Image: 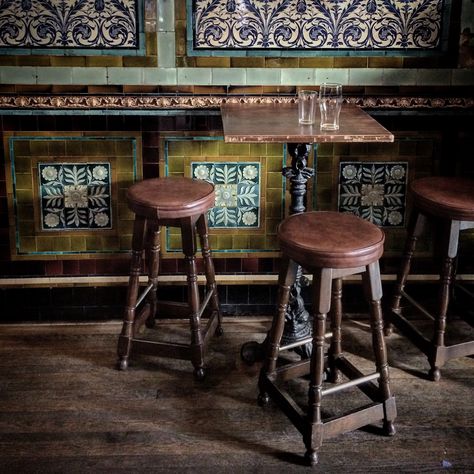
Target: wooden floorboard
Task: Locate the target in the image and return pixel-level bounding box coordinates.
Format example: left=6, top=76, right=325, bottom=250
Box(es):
left=0, top=317, right=473, bottom=473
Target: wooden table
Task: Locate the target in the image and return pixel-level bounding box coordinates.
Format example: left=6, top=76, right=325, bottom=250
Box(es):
left=221, top=102, right=395, bottom=361
left=221, top=102, right=394, bottom=143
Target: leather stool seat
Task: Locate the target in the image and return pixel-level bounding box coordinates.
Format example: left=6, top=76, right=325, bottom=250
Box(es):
left=259, top=211, right=396, bottom=466
left=411, top=177, right=474, bottom=221
left=117, top=177, right=223, bottom=380
left=127, top=177, right=215, bottom=219
left=387, top=176, right=474, bottom=381
left=278, top=211, right=384, bottom=268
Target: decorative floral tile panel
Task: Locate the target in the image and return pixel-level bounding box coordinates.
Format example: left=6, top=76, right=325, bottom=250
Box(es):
left=5, top=133, right=142, bottom=259
left=193, top=0, right=443, bottom=50
left=39, top=163, right=112, bottom=230
left=338, top=162, right=408, bottom=227
left=0, top=0, right=138, bottom=48
left=192, top=162, right=261, bottom=228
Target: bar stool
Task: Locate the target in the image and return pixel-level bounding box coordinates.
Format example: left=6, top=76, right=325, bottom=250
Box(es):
left=259, top=211, right=396, bottom=466
left=117, top=177, right=223, bottom=380
left=386, top=177, right=474, bottom=381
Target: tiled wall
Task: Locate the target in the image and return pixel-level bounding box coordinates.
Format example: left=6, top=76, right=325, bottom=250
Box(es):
left=0, top=0, right=472, bottom=90
left=0, top=1, right=472, bottom=322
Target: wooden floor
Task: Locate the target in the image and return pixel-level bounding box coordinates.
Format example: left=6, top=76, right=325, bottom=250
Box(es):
left=0, top=317, right=473, bottom=473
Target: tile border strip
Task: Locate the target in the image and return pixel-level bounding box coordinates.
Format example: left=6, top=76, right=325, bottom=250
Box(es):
left=0, top=95, right=472, bottom=110
left=1, top=273, right=472, bottom=288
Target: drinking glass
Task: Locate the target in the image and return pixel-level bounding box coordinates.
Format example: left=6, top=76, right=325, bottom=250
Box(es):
left=298, top=90, right=317, bottom=125
left=319, top=83, right=342, bottom=130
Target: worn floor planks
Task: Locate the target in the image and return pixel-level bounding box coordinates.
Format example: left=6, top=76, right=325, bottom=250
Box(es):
left=0, top=318, right=473, bottom=473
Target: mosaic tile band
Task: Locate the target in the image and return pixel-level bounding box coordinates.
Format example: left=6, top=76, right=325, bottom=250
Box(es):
left=0, top=0, right=138, bottom=48
left=194, top=0, right=443, bottom=50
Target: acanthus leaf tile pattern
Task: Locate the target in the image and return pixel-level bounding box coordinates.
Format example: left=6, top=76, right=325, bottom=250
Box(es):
left=193, top=0, right=442, bottom=50
left=0, top=0, right=137, bottom=48
left=338, top=161, right=408, bottom=227
left=39, top=163, right=112, bottom=231
left=192, top=162, right=261, bottom=228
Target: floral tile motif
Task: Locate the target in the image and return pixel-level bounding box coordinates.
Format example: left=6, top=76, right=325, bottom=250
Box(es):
left=338, top=162, right=408, bottom=227
left=193, top=0, right=442, bottom=50
left=192, top=162, right=260, bottom=228
left=39, top=163, right=112, bottom=230
left=0, top=0, right=137, bottom=48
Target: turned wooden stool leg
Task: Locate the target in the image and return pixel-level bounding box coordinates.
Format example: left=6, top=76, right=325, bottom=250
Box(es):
left=181, top=217, right=205, bottom=380
left=258, top=258, right=298, bottom=405
left=429, top=220, right=461, bottom=381
left=117, top=215, right=146, bottom=370
left=364, top=262, right=396, bottom=436
left=305, top=268, right=332, bottom=466
left=328, top=277, right=343, bottom=384
left=196, top=213, right=223, bottom=336
left=387, top=210, right=426, bottom=335
left=145, top=221, right=161, bottom=329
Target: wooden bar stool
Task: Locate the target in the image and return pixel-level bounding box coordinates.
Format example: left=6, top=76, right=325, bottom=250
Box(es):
left=259, top=211, right=396, bottom=466
left=386, top=177, right=474, bottom=381
left=117, top=177, right=223, bottom=380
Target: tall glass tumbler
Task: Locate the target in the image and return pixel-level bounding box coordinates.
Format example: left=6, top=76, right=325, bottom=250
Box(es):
left=298, top=90, right=317, bottom=125
left=319, top=83, right=342, bottom=131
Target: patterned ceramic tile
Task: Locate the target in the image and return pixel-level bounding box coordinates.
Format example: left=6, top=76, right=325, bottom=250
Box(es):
left=38, top=163, right=112, bottom=231
left=338, top=161, right=408, bottom=227
left=0, top=0, right=138, bottom=48
left=193, top=0, right=442, bottom=50
left=192, top=162, right=260, bottom=228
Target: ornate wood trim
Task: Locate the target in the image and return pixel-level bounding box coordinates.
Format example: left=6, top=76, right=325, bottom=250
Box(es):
left=0, top=95, right=472, bottom=110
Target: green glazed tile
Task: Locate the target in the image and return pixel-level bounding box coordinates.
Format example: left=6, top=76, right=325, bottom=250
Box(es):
left=18, top=237, right=37, bottom=253
left=36, top=236, right=54, bottom=252
left=267, top=143, right=284, bottom=157
left=16, top=189, right=33, bottom=204
left=157, top=32, right=176, bottom=68
left=218, top=142, right=250, bottom=155
left=201, top=141, right=220, bottom=156
left=212, top=68, right=246, bottom=85
left=107, top=67, right=143, bottom=85
left=177, top=68, right=212, bottom=85
left=29, top=140, right=49, bottom=156
left=280, top=68, right=315, bottom=85
left=246, top=68, right=280, bottom=85
left=0, top=66, right=37, bottom=84
left=168, top=140, right=202, bottom=156
left=37, top=67, right=73, bottom=85
left=249, top=235, right=266, bottom=249
left=70, top=236, right=87, bottom=251
left=15, top=173, right=32, bottom=190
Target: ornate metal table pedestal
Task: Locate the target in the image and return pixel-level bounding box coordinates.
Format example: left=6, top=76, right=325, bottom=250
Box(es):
left=240, top=143, right=314, bottom=363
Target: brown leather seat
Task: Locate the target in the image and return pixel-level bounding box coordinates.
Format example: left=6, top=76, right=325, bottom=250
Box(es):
left=388, top=176, right=474, bottom=381
left=127, top=177, right=215, bottom=219
left=411, top=177, right=474, bottom=221
left=117, top=177, right=222, bottom=380
left=259, top=210, right=395, bottom=466
left=278, top=211, right=384, bottom=269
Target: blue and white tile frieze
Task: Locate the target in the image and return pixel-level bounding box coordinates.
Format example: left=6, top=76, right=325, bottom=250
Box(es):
left=194, top=0, right=442, bottom=50
left=39, top=162, right=112, bottom=230
left=192, top=162, right=261, bottom=228
left=338, top=162, right=408, bottom=227
left=0, top=0, right=137, bottom=48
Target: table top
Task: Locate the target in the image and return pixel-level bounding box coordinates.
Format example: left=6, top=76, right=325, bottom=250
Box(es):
left=221, top=103, right=394, bottom=143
